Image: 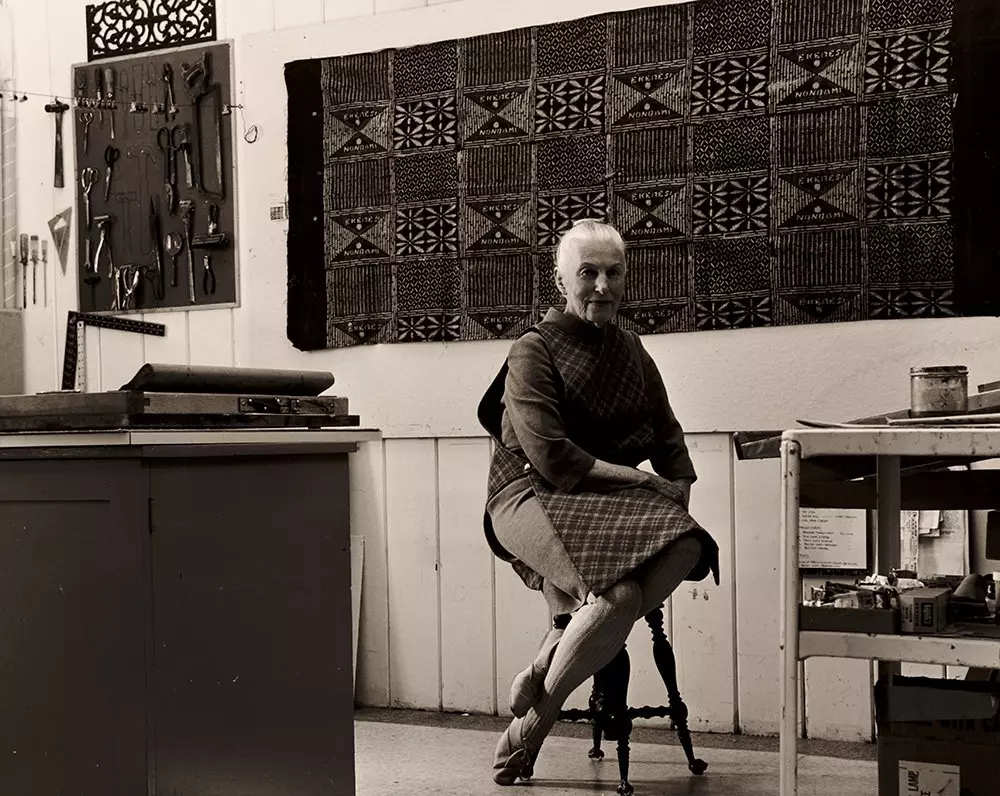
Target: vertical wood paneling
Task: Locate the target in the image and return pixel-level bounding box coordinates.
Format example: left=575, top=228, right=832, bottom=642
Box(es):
left=733, top=456, right=782, bottom=736
left=17, top=0, right=55, bottom=394
left=351, top=439, right=390, bottom=706
left=801, top=573, right=873, bottom=741
left=97, top=322, right=146, bottom=391
left=187, top=309, right=235, bottom=366
left=804, top=658, right=873, bottom=741
left=384, top=438, right=440, bottom=708
left=84, top=320, right=102, bottom=392
left=325, top=0, right=376, bottom=20
left=438, top=438, right=495, bottom=714
left=141, top=311, right=189, bottom=365
left=47, top=0, right=88, bottom=390
left=217, top=0, right=276, bottom=41
left=274, top=0, right=325, bottom=29
left=672, top=433, right=737, bottom=733
left=494, top=561, right=550, bottom=718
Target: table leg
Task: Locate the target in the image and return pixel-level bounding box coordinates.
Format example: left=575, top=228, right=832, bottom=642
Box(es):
left=780, top=438, right=802, bottom=796
left=876, top=455, right=902, bottom=681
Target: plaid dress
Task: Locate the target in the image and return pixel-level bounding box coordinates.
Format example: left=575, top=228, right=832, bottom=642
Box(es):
left=479, top=313, right=719, bottom=601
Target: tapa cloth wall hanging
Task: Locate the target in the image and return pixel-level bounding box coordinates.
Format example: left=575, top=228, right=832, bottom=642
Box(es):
left=285, top=0, right=1000, bottom=350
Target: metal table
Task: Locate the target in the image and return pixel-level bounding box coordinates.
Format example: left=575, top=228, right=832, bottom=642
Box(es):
left=778, top=427, right=1000, bottom=796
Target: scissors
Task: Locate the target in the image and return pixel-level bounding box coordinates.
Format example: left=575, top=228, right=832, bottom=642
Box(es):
left=80, top=167, right=98, bottom=229
left=103, top=144, right=120, bottom=202
left=79, top=111, right=95, bottom=154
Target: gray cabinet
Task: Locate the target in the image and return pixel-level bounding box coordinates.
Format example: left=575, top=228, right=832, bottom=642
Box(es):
left=0, top=435, right=361, bottom=795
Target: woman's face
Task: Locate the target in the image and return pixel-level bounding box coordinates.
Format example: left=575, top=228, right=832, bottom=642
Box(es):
left=556, top=238, right=627, bottom=327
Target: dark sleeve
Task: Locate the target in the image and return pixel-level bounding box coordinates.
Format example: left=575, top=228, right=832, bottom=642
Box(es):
left=634, top=336, right=697, bottom=483
left=503, top=333, right=596, bottom=491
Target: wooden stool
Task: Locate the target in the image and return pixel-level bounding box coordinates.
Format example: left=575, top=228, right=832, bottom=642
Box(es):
left=558, top=605, right=707, bottom=796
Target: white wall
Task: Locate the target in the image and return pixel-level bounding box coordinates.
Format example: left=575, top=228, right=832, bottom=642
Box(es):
left=8, top=0, right=998, bottom=742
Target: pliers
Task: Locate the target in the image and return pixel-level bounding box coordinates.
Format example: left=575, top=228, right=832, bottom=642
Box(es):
left=202, top=255, right=216, bottom=295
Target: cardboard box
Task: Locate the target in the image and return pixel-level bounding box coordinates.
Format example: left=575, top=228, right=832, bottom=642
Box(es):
left=876, top=676, right=1000, bottom=796
left=899, top=588, right=950, bottom=634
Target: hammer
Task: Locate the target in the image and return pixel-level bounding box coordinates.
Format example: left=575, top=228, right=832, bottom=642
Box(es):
left=44, top=98, right=70, bottom=188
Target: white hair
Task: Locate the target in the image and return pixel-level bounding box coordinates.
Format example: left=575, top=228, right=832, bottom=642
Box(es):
left=554, top=219, right=626, bottom=274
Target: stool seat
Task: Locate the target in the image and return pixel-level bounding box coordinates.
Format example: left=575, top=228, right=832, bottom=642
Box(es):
left=557, top=605, right=707, bottom=795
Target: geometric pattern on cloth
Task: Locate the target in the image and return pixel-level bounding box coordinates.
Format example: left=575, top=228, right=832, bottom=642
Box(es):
left=292, top=0, right=963, bottom=348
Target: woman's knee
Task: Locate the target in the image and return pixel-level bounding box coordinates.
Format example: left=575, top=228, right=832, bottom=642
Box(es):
left=600, top=579, right=642, bottom=618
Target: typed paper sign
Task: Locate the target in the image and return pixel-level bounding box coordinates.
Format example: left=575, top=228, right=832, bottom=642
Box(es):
left=899, top=760, right=960, bottom=796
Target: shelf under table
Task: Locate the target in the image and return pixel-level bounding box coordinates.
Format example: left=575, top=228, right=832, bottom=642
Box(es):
left=800, top=630, right=1000, bottom=668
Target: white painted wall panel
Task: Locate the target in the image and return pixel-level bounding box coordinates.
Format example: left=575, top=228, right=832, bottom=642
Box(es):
left=438, top=437, right=495, bottom=714
left=142, top=311, right=190, bottom=366
left=494, top=560, right=551, bottom=719
left=384, top=438, right=441, bottom=708
left=673, top=433, right=737, bottom=733
left=274, top=0, right=326, bottom=30
left=97, top=318, right=145, bottom=390
left=733, top=456, right=782, bottom=736
left=351, top=439, right=391, bottom=706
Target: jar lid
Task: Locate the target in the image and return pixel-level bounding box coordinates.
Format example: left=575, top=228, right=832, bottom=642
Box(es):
left=909, top=365, right=968, bottom=376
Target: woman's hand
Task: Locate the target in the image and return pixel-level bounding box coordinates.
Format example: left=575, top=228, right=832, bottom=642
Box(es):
left=642, top=473, right=691, bottom=508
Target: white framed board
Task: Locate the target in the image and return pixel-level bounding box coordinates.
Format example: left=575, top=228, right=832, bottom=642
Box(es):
left=799, top=507, right=869, bottom=573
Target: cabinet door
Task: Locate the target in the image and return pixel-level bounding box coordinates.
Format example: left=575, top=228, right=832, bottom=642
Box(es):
left=0, top=458, right=149, bottom=796
left=149, top=453, right=355, bottom=796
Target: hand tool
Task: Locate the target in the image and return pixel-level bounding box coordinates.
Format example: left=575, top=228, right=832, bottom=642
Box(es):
left=94, top=67, right=105, bottom=124
left=79, top=110, right=94, bottom=154
left=18, top=234, right=28, bottom=309
left=94, top=215, right=115, bottom=279
left=149, top=197, right=164, bottom=300
left=181, top=52, right=226, bottom=200
left=103, top=144, right=119, bottom=202
left=197, top=83, right=225, bottom=200
left=207, top=202, right=219, bottom=235
left=165, top=232, right=183, bottom=288
left=111, top=264, right=141, bottom=312
left=61, top=311, right=165, bottom=391
left=179, top=200, right=196, bottom=303
left=41, top=240, right=48, bottom=308
left=80, top=167, right=98, bottom=229
left=48, top=207, right=73, bottom=274
left=156, top=125, right=178, bottom=215
left=83, top=270, right=100, bottom=309
left=130, top=65, right=147, bottom=131
left=29, top=235, right=39, bottom=305
left=104, top=67, right=116, bottom=141
left=75, top=70, right=88, bottom=108
left=44, top=98, right=70, bottom=188
left=201, top=254, right=216, bottom=296
left=163, top=63, right=178, bottom=119
left=179, top=122, right=194, bottom=189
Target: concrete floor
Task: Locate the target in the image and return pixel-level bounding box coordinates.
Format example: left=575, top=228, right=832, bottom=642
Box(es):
left=355, top=709, right=878, bottom=795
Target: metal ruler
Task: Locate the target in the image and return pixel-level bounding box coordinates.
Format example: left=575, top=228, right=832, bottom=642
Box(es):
left=61, top=311, right=166, bottom=391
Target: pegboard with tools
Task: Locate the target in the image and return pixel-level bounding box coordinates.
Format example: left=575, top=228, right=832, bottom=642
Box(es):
left=71, top=42, right=236, bottom=313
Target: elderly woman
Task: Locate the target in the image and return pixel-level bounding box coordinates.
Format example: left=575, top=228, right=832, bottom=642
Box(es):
left=477, top=220, right=719, bottom=785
